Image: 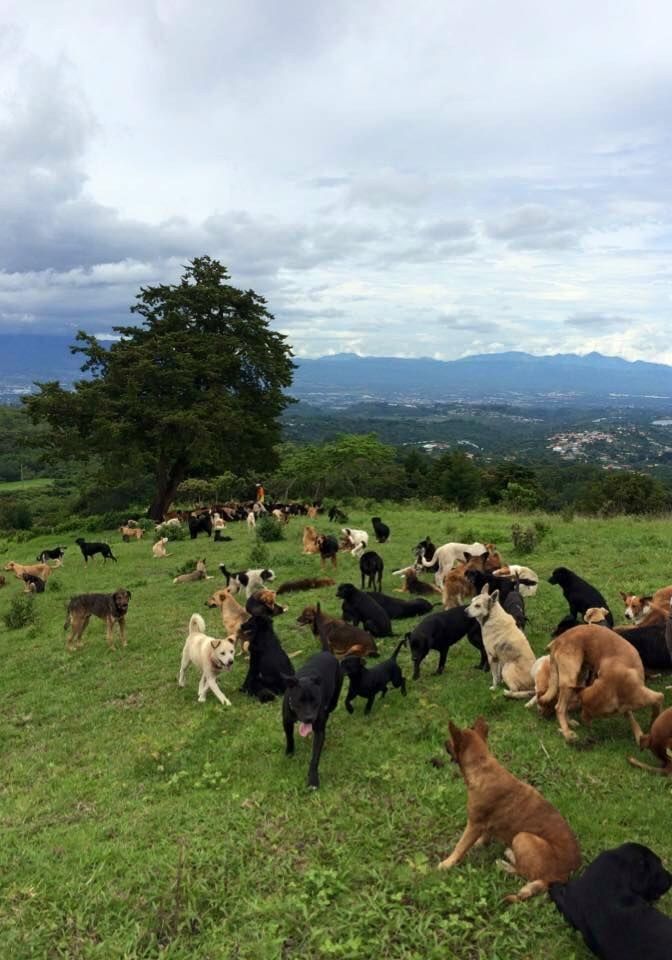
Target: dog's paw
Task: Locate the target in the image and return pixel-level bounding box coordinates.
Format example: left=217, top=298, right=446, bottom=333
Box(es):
left=437, top=858, right=454, bottom=871
left=561, top=729, right=578, bottom=742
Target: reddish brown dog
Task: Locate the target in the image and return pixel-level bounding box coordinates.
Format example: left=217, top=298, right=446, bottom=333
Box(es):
left=628, top=707, right=672, bottom=775
left=439, top=717, right=581, bottom=902
left=540, top=624, right=664, bottom=743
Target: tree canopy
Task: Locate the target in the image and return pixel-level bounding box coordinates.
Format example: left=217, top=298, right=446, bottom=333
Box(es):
left=24, top=257, right=295, bottom=519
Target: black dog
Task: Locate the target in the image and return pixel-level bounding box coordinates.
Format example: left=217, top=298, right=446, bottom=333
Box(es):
left=359, top=550, right=384, bottom=591
left=365, top=592, right=436, bottom=619
left=328, top=506, right=348, bottom=523
left=213, top=530, right=233, bottom=542
left=336, top=583, right=392, bottom=637
left=245, top=591, right=286, bottom=618
left=616, top=623, right=672, bottom=670
left=414, top=536, right=438, bottom=572
left=238, top=615, right=295, bottom=702
left=36, top=546, right=65, bottom=563
left=74, top=538, right=117, bottom=563
left=549, top=842, right=672, bottom=960
left=282, top=650, right=343, bottom=789
left=188, top=513, right=212, bottom=539
left=371, top=516, right=390, bottom=543
left=407, top=606, right=486, bottom=678
left=548, top=566, right=613, bottom=626
left=317, top=534, right=339, bottom=569
left=502, top=580, right=526, bottom=630
left=341, top=637, right=407, bottom=714
left=22, top=573, right=45, bottom=593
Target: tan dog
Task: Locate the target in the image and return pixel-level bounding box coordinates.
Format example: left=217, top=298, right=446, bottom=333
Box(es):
left=306, top=505, right=319, bottom=519
left=439, top=717, right=581, bottom=902
left=466, top=587, right=536, bottom=695
left=205, top=587, right=250, bottom=639
left=584, top=606, right=610, bottom=625
left=4, top=561, right=55, bottom=582
left=119, top=525, right=144, bottom=540
left=302, top=525, right=320, bottom=554
left=628, top=707, right=672, bottom=775
left=173, top=559, right=209, bottom=584
left=152, top=537, right=172, bottom=558
left=177, top=613, right=236, bottom=706
left=540, top=624, right=664, bottom=743
left=620, top=587, right=672, bottom=623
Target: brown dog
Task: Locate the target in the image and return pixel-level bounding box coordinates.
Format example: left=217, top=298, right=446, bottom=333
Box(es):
left=620, top=587, right=672, bottom=623
left=540, top=624, right=664, bottom=743
left=4, top=561, right=55, bottom=582
left=205, top=587, right=250, bottom=640
left=628, top=707, right=672, bottom=775
left=64, top=589, right=131, bottom=650
left=119, top=525, right=144, bottom=540
left=296, top=604, right=378, bottom=659
left=441, top=564, right=474, bottom=609
left=394, top=567, right=441, bottom=596
left=302, top=525, right=320, bottom=555
left=439, top=717, right=581, bottom=901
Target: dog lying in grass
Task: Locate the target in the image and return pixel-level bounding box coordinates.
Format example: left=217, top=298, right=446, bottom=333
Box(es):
left=178, top=613, right=235, bottom=706
left=439, top=717, right=581, bottom=902
left=392, top=566, right=441, bottom=596
left=341, top=637, right=407, bottom=714
left=173, top=559, right=209, bottom=584
left=549, top=842, right=672, bottom=960
left=276, top=577, right=336, bottom=594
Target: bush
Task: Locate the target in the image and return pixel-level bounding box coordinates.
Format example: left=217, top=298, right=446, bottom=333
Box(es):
left=533, top=519, right=551, bottom=541
left=255, top=517, right=285, bottom=542
left=154, top=523, right=187, bottom=542
left=511, top=523, right=537, bottom=554
left=0, top=502, right=33, bottom=531
left=500, top=483, right=541, bottom=512
left=3, top=594, right=38, bottom=630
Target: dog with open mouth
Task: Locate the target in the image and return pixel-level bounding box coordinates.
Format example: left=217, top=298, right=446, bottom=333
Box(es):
left=282, top=650, right=343, bottom=789
left=178, top=613, right=236, bottom=706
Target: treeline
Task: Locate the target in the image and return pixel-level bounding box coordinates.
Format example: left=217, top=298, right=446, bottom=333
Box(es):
left=0, top=406, right=51, bottom=482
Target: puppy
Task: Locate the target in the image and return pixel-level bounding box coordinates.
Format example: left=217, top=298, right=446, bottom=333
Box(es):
left=178, top=613, right=235, bottom=706
left=439, top=717, right=581, bottom=902
left=74, top=539, right=117, bottom=563
left=465, top=587, right=536, bottom=695
left=282, top=650, right=343, bottom=789
left=173, top=559, right=208, bottom=584
left=341, top=637, right=407, bottom=714
left=549, top=843, right=672, bottom=960
left=238, top=615, right=295, bottom=702
left=628, top=706, right=672, bottom=775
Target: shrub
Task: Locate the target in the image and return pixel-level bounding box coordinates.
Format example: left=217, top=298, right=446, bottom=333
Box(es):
left=248, top=541, right=270, bottom=568
left=500, top=482, right=541, bottom=512
left=155, top=523, right=187, bottom=542
left=3, top=594, right=38, bottom=630
left=560, top=505, right=575, bottom=523
left=0, top=502, right=33, bottom=531
left=533, top=519, right=551, bottom=541
left=255, top=517, right=285, bottom=542
left=511, top=523, right=537, bottom=554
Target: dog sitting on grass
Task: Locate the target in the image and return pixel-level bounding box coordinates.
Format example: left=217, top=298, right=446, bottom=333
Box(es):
left=64, top=589, right=131, bottom=650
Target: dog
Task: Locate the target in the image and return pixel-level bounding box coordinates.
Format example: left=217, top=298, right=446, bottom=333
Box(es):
left=188, top=513, right=213, bottom=539
left=219, top=565, right=275, bottom=598
left=245, top=589, right=287, bottom=618
left=64, top=589, right=131, bottom=650
left=282, top=650, right=343, bottom=789
left=439, top=717, right=581, bottom=902
left=627, top=706, right=672, bottom=775
left=493, top=564, right=539, bottom=597
left=371, top=516, right=390, bottom=543
left=119, top=525, right=143, bottom=541
left=205, top=587, right=250, bottom=644
left=22, top=573, right=45, bottom=594
left=549, top=843, right=672, bottom=960
left=393, top=566, right=441, bottom=596
left=152, top=537, right=172, bottom=558
left=414, top=536, right=438, bottom=572
left=501, top=579, right=526, bottom=630
left=173, top=559, right=208, bottom=584
left=328, top=506, right=348, bottom=523
left=316, top=534, right=339, bottom=570
left=548, top=566, right=613, bottom=626
left=540, top=624, right=664, bottom=743
left=74, top=539, right=117, bottom=563
left=364, top=592, right=436, bottom=619
left=441, top=564, right=474, bottom=609
left=359, top=551, right=384, bottom=592
left=341, top=527, right=369, bottom=558
left=336, top=583, right=392, bottom=638
left=420, top=541, right=487, bottom=584
left=296, top=604, right=378, bottom=659
left=621, top=587, right=672, bottom=623
left=36, top=546, right=66, bottom=564
left=465, top=587, right=536, bottom=695
left=407, top=606, right=487, bottom=678
left=302, top=525, right=321, bottom=554
left=246, top=511, right=256, bottom=531
left=177, top=613, right=235, bottom=706
left=4, top=560, right=55, bottom=582
left=238, top=615, right=295, bottom=702
left=341, top=637, right=407, bottom=714
left=276, top=577, right=336, bottom=594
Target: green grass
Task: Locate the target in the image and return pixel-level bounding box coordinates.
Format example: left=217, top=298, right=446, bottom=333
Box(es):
left=1, top=507, right=671, bottom=959
left=0, top=477, right=54, bottom=493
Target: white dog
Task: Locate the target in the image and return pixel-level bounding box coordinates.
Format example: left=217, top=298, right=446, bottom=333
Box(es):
left=247, top=511, right=256, bottom=530
left=465, top=586, right=536, bottom=695
left=178, top=613, right=236, bottom=706
left=421, top=540, right=487, bottom=585
left=152, top=536, right=171, bottom=558
left=492, top=564, right=539, bottom=598
left=342, top=527, right=369, bottom=558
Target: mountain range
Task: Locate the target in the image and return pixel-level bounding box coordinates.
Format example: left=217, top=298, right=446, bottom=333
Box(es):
left=0, top=335, right=671, bottom=405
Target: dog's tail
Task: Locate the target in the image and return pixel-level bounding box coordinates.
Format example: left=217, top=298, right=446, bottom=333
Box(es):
left=538, top=655, right=559, bottom=706
left=503, top=689, right=535, bottom=699
left=627, top=756, right=671, bottom=775
left=219, top=564, right=231, bottom=585
left=391, top=636, right=407, bottom=660
left=189, top=613, right=206, bottom=635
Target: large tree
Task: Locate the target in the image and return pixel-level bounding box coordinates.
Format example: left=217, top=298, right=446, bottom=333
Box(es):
left=24, top=257, right=295, bottom=520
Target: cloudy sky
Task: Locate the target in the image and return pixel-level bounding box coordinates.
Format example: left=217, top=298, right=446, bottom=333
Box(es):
left=2, top=0, right=671, bottom=361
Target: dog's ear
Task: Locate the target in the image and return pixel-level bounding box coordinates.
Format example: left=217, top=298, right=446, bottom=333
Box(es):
left=210, top=639, right=221, bottom=649
left=641, top=595, right=653, bottom=605
left=472, top=716, right=489, bottom=741
left=463, top=552, right=472, bottom=561
left=446, top=721, right=462, bottom=759
left=619, top=591, right=628, bottom=601
left=283, top=675, right=298, bottom=687
left=480, top=583, right=490, bottom=596
left=478, top=551, right=488, bottom=560
left=490, top=589, right=499, bottom=604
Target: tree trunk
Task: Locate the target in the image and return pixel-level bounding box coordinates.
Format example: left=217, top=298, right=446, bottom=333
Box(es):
left=146, top=462, right=188, bottom=521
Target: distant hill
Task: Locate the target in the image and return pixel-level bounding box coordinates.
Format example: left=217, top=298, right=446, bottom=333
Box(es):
left=1, top=335, right=671, bottom=405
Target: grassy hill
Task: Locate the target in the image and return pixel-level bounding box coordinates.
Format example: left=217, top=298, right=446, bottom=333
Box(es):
left=1, top=507, right=671, bottom=959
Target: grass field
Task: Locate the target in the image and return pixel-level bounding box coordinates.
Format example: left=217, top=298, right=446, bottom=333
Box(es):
left=1, top=507, right=671, bottom=959
left=0, top=477, right=54, bottom=493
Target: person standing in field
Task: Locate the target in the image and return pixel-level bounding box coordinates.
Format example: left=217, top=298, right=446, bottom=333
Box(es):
left=255, top=483, right=265, bottom=504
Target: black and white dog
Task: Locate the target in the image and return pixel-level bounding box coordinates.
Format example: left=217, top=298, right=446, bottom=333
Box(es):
left=219, top=564, right=275, bottom=598
left=37, top=546, right=66, bottom=564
